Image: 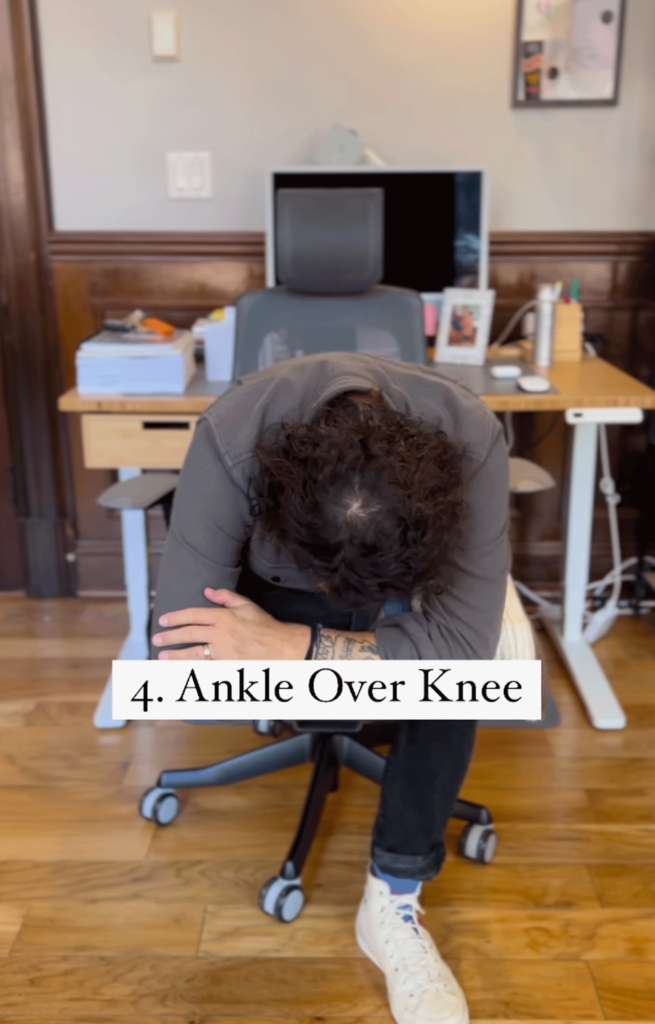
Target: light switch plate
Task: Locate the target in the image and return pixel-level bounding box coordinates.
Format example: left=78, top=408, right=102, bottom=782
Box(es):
left=166, top=152, right=212, bottom=199
left=151, top=11, right=181, bottom=60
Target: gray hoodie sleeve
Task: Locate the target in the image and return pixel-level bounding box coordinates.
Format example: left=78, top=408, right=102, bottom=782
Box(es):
left=150, top=418, right=251, bottom=657
left=375, top=424, right=511, bottom=661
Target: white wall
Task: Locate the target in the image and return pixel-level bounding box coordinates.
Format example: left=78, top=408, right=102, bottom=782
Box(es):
left=37, top=0, right=655, bottom=233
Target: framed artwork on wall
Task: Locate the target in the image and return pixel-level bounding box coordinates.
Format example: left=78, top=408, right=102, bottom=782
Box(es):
left=513, top=0, right=626, bottom=107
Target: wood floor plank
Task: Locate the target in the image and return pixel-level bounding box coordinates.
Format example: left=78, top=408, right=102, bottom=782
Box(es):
left=0, top=597, right=127, bottom=638
left=622, top=703, right=655, bottom=728
left=428, top=863, right=601, bottom=909
left=0, top=860, right=600, bottom=910
left=0, top=859, right=268, bottom=905
left=466, top=757, right=655, bottom=789
left=0, top=1018, right=386, bottom=1024
left=590, top=865, right=655, bottom=908
left=587, top=787, right=655, bottom=824
left=13, top=901, right=205, bottom=957
left=0, top=700, right=39, bottom=728
left=471, top=730, right=552, bottom=757
left=454, top=960, right=602, bottom=1018
left=493, top=824, right=655, bottom=863
left=548, top=728, right=655, bottom=759
left=591, top=960, right=655, bottom=1019
left=0, top=905, right=24, bottom=956
left=0, top=787, right=152, bottom=861
left=200, top=903, right=359, bottom=957
left=0, top=638, right=120, bottom=659
left=18, top=700, right=100, bottom=727
left=596, top=616, right=655, bottom=661
left=433, top=907, right=655, bottom=962
left=200, top=904, right=655, bottom=961
left=0, top=956, right=388, bottom=1018
left=591, top=661, right=655, bottom=703
left=458, top=786, right=594, bottom=823
left=0, top=726, right=136, bottom=785
left=0, top=956, right=601, bottom=1019
left=0, top=659, right=113, bottom=699
left=0, top=1019, right=642, bottom=1024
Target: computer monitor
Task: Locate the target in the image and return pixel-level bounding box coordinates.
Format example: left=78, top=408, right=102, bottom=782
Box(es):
left=265, top=167, right=489, bottom=294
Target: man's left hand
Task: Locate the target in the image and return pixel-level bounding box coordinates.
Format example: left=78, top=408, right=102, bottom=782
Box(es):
left=152, top=589, right=310, bottom=661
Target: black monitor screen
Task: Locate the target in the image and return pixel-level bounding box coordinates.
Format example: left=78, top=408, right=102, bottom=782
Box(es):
left=271, top=170, right=484, bottom=292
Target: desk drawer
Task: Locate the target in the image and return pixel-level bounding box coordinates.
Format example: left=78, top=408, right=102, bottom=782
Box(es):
left=81, top=414, right=198, bottom=469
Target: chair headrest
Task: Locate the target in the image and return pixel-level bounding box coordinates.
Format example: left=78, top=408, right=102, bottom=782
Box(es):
left=275, top=187, right=384, bottom=294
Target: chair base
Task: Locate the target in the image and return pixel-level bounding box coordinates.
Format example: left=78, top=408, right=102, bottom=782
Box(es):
left=142, top=725, right=496, bottom=913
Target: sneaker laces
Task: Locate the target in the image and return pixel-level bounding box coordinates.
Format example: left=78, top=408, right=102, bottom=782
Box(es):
left=380, top=892, right=450, bottom=995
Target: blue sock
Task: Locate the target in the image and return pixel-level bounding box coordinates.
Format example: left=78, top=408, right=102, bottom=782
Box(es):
left=372, top=863, right=422, bottom=896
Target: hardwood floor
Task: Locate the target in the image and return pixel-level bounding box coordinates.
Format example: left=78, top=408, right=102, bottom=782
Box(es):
left=0, top=594, right=654, bottom=1022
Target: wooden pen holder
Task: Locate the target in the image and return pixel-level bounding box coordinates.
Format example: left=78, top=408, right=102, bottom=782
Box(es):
left=552, top=302, right=584, bottom=363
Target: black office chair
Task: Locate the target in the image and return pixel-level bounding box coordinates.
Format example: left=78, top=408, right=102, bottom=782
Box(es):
left=99, top=187, right=535, bottom=923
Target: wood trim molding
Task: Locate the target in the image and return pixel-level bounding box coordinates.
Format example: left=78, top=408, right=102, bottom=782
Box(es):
left=49, top=229, right=655, bottom=263
left=49, top=231, right=266, bottom=260
left=490, top=231, right=655, bottom=261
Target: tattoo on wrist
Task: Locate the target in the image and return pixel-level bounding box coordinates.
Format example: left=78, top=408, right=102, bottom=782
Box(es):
left=314, top=629, right=336, bottom=660
left=313, top=629, right=380, bottom=660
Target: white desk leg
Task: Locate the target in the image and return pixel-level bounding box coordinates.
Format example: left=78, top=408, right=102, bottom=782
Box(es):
left=543, top=419, right=627, bottom=730
left=94, top=468, right=150, bottom=729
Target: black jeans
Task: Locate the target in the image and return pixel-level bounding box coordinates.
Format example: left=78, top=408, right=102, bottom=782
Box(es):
left=237, top=564, right=477, bottom=881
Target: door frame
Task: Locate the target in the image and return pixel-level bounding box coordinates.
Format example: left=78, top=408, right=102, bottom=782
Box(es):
left=0, top=0, right=75, bottom=595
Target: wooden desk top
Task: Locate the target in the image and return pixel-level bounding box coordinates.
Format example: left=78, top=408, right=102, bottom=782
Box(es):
left=58, top=355, right=655, bottom=415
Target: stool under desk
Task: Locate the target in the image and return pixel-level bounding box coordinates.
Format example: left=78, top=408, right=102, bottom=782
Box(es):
left=59, top=356, right=655, bottom=732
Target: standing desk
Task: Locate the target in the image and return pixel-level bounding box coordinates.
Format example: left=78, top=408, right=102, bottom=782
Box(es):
left=59, top=356, right=655, bottom=731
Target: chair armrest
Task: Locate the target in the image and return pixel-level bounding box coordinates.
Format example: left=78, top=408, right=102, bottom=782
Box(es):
left=97, top=473, right=179, bottom=511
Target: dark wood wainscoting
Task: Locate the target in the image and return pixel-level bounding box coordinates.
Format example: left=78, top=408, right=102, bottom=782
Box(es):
left=50, top=231, right=655, bottom=594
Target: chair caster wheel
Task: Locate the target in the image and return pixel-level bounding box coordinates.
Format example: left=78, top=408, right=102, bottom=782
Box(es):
left=254, top=720, right=283, bottom=737
left=139, top=787, right=180, bottom=826
left=459, top=823, right=497, bottom=864
left=259, top=875, right=306, bottom=922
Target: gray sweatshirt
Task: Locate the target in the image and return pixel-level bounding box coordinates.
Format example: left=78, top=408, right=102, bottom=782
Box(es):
left=151, top=352, right=510, bottom=661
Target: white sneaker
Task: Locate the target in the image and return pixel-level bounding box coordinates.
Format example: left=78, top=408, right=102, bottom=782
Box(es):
left=356, top=872, right=469, bottom=1024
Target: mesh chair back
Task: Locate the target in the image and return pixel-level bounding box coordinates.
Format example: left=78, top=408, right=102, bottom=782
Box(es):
left=234, top=286, right=426, bottom=378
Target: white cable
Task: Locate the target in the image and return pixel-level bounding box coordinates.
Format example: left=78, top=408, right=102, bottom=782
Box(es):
left=513, top=580, right=562, bottom=620
left=489, top=300, right=537, bottom=349
left=587, top=555, right=655, bottom=596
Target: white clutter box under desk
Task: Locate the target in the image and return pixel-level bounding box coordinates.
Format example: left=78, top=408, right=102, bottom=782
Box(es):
left=76, top=330, right=195, bottom=395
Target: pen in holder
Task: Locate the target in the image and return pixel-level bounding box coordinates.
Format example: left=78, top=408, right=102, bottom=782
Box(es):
left=553, top=301, right=584, bottom=362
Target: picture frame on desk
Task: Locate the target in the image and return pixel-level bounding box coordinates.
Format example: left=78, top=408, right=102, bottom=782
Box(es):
left=435, top=288, right=496, bottom=367
left=512, top=0, right=626, bottom=108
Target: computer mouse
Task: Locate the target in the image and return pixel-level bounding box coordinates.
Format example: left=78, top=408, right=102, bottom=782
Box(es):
left=490, top=364, right=522, bottom=379
left=517, top=374, right=551, bottom=393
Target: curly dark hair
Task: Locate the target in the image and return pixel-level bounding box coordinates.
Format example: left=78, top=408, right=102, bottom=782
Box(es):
left=255, top=392, right=466, bottom=610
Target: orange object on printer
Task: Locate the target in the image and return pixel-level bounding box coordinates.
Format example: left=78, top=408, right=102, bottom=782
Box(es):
left=140, top=317, right=176, bottom=336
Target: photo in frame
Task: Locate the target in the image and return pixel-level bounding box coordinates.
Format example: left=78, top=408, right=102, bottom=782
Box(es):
left=435, top=289, right=496, bottom=367
left=513, top=0, right=626, bottom=107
